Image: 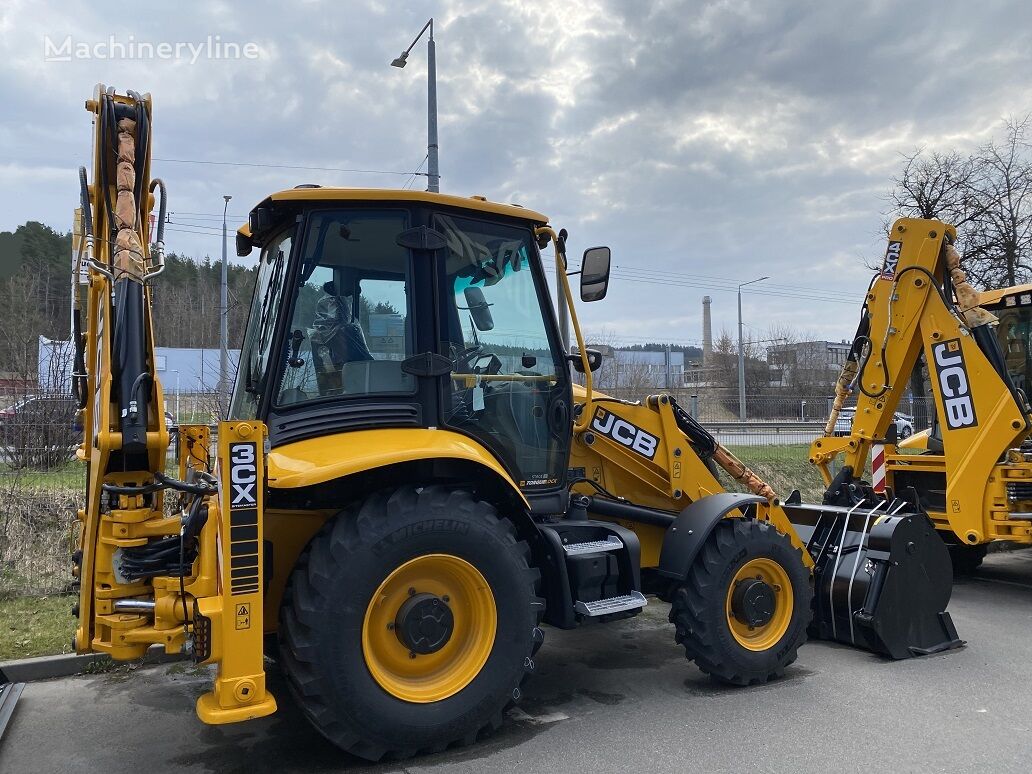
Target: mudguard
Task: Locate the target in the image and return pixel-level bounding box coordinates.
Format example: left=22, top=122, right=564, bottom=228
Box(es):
left=657, top=493, right=765, bottom=581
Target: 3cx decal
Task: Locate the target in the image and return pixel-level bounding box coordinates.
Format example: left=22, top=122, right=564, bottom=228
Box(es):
left=932, top=339, right=977, bottom=430
left=229, top=442, right=258, bottom=507
left=591, top=407, right=659, bottom=459
left=881, top=240, right=902, bottom=280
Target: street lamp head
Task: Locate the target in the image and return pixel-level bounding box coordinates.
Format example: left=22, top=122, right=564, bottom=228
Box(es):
left=223, top=195, right=232, bottom=203
left=739, top=275, right=770, bottom=290
left=391, top=52, right=408, bottom=68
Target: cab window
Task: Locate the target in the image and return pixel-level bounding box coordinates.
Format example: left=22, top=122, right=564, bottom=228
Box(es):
left=275, top=210, right=415, bottom=406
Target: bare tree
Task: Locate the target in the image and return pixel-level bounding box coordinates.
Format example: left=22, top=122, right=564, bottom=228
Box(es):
left=964, top=117, right=1032, bottom=287
left=888, top=148, right=978, bottom=225
left=580, top=329, right=620, bottom=391
left=885, top=118, right=1032, bottom=288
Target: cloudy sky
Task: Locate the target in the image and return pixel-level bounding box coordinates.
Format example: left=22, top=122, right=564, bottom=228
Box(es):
left=1, top=0, right=1029, bottom=347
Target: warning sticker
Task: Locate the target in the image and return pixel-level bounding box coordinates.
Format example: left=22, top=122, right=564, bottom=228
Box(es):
left=235, top=603, right=251, bottom=630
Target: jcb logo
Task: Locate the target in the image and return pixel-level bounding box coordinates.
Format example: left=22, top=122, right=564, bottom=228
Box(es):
left=229, top=442, right=258, bottom=507
left=591, top=408, right=659, bottom=459
left=881, top=240, right=902, bottom=280
left=933, top=340, right=978, bottom=429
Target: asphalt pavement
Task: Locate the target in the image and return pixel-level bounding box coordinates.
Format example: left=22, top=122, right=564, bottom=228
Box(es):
left=3, top=551, right=1031, bottom=774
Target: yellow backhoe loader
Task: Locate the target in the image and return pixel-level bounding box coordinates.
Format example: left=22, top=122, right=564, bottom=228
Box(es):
left=811, top=219, right=1032, bottom=577
left=68, top=85, right=958, bottom=761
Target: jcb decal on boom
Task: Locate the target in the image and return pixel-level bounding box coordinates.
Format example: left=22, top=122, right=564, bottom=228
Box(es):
left=591, top=407, right=659, bottom=459
left=932, top=339, right=978, bottom=430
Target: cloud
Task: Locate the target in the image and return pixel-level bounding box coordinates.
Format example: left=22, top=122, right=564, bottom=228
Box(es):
left=0, top=0, right=1029, bottom=344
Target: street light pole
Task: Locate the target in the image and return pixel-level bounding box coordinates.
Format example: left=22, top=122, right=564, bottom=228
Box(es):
left=220, top=195, right=231, bottom=417
left=170, top=369, right=180, bottom=420
left=392, top=18, right=440, bottom=192
left=737, top=276, right=769, bottom=421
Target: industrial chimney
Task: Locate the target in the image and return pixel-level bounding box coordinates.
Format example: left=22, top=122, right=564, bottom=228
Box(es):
left=702, top=295, right=713, bottom=366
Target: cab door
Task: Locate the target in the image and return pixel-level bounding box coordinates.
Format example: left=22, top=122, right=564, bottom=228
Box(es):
left=434, top=213, right=572, bottom=494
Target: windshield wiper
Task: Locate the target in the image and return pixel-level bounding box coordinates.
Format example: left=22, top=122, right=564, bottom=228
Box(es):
left=244, top=363, right=260, bottom=396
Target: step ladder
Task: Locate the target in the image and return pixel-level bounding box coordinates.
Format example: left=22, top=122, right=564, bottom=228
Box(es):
left=574, top=590, right=648, bottom=617
left=562, top=536, right=624, bottom=556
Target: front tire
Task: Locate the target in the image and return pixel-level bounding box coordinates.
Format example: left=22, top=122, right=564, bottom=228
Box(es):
left=669, top=518, right=811, bottom=685
left=279, top=486, right=542, bottom=761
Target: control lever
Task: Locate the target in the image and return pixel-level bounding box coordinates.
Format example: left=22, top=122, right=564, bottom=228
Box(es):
left=288, top=329, right=305, bottom=368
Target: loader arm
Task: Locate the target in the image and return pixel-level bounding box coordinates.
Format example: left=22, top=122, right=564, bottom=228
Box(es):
left=71, top=85, right=275, bottom=721
left=811, top=218, right=1032, bottom=545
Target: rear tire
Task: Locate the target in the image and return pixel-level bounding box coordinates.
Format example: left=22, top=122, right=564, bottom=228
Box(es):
left=279, top=486, right=542, bottom=761
left=669, top=518, right=811, bottom=685
left=947, top=541, right=987, bottom=576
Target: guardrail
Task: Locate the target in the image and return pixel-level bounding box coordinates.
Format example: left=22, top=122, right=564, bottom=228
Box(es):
left=702, top=421, right=825, bottom=433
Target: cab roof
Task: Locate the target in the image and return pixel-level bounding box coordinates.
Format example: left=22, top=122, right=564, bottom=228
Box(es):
left=236, top=187, right=549, bottom=242
left=980, top=283, right=1032, bottom=307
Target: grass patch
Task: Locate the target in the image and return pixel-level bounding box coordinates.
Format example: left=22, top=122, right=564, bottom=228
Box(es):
left=725, top=443, right=825, bottom=502
left=725, top=443, right=811, bottom=464
left=0, top=594, right=75, bottom=661
left=1, top=461, right=85, bottom=492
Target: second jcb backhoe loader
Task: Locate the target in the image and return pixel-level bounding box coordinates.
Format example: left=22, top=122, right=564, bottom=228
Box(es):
left=811, top=218, right=1032, bottom=574
left=68, top=85, right=958, bottom=761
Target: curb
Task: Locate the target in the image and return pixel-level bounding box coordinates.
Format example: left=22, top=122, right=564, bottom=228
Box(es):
left=0, top=646, right=187, bottom=683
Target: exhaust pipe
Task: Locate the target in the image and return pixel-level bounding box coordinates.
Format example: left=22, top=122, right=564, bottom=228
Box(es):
left=784, top=494, right=963, bottom=659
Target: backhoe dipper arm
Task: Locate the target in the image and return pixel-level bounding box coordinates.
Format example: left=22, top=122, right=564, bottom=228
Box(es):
left=811, top=218, right=1030, bottom=540
left=71, top=84, right=275, bottom=723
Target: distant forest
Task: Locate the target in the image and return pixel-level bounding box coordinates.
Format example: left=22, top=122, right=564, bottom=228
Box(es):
left=0, top=220, right=701, bottom=381
left=0, top=221, right=256, bottom=378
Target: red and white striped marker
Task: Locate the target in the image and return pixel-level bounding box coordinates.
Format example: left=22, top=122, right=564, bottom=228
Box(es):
left=872, top=443, right=886, bottom=494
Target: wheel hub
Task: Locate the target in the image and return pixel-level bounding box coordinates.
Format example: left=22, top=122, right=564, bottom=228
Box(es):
left=730, top=577, right=777, bottom=627
left=395, top=592, right=454, bottom=655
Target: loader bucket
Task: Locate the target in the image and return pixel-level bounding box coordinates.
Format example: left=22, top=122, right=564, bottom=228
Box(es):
left=783, top=498, right=963, bottom=659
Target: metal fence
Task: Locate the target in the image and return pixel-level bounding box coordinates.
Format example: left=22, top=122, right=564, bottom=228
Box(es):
left=0, top=387, right=925, bottom=599
left=0, top=387, right=224, bottom=600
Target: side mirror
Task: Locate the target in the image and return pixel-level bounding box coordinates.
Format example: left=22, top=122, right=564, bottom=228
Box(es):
left=236, top=231, right=253, bottom=257
left=580, top=246, right=611, bottom=302
left=569, top=348, right=603, bottom=373
left=463, top=286, right=495, bottom=331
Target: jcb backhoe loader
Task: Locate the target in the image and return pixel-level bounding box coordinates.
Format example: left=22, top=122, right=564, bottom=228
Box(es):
left=68, top=86, right=958, bottom=761
left=811, top=218, right=1032, bottom=576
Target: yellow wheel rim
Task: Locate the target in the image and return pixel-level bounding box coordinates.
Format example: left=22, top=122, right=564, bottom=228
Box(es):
left=725, top=557, right=793, bottom=652
left=362, top=554, right=497, bottom=703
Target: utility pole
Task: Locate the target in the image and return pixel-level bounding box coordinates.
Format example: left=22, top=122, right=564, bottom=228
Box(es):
left=426, top=25, right=439, bottom=193
left=664, top=343, right=673, bottom=390
left=392, top=19, right=439, bottom=192
left=220, top=195, right=231, bottom=416
left=737, top=276, right=768, bottom=421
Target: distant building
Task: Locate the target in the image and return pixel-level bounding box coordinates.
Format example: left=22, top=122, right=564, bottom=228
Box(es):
left=766, top=340, right=850, bottom=388
left=587, top=345, right=686, bottom=389
left=37, top=337, right=240, bottom=394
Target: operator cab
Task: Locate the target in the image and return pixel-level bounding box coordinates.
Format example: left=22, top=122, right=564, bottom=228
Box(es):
left=984, top=285, right=1032, bottom=395
left=231, top=189, right=601, bottom=499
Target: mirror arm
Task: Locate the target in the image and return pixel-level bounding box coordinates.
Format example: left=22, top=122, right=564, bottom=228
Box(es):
left=536, top=225, right=592, bottom=430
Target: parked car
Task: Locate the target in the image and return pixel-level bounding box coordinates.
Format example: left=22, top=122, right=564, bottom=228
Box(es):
left=833, top=408, right=914, bottom=440
left=0, top=394, right=78, bottom=428
left=0, top=393, right=79, bottom=468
